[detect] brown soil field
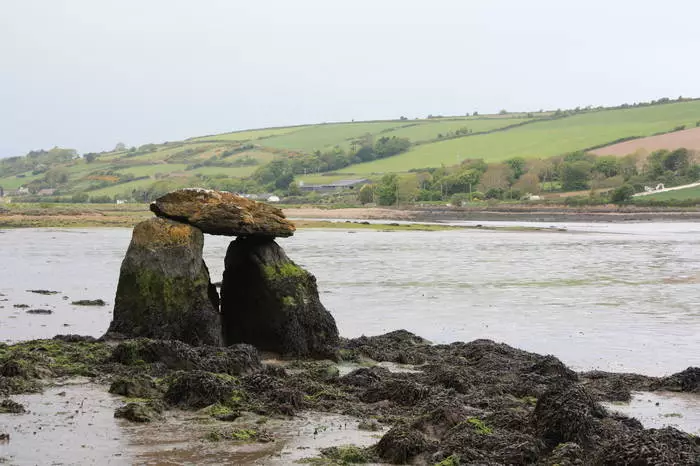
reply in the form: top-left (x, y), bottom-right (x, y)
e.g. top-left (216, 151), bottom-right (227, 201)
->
top-left (592, 127), bottom-right (700, 156)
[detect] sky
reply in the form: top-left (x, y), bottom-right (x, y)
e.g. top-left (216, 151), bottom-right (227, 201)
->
top-left (1, 0), bottom-right (698, 158)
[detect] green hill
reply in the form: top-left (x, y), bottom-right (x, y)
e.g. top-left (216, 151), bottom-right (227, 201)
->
top-left (337, 100), bottom-right (700, 174)
top-left (1, 98), bottom-right (699, 202)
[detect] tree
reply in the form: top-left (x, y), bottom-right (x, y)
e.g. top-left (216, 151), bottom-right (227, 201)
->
top-left (560, 161), bottom-right (592, 190)
top-left (593, 156), bottom-right (621, 178)
top-left (513, 173), bottom-right (541, 194)
top-left (377, 174), bottom-right (398, 206)
top-left (479, 164), bottom-right (510, 192)
top-left (610, 184), bottom-right (635, 203)
top-left (274, 173), bottom-right (294, 190)
top-left (114, 142), bottom-right (126, 152)
top-left (358, 184), bottom-right (374, 204)
top-left (84, 153), bottom-right (98, 163)
top-left (505, 157), bottom-right (526, 180)
top-left (43, 168), bottom-right (69, 186)
top-left (442, 169), bottom-right (480, 196)
top-left (71, 192), bottom-right (89, 203)
top-left (374, 136), bottom-right (411, 159)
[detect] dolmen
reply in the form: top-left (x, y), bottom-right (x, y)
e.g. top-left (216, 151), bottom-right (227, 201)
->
top-left (106, 188), bottom-right (339, 359)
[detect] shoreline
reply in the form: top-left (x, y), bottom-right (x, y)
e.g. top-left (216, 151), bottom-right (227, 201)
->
top-left (2, 204), bottom-right (700, 229)
top-left (0, 332), bottom-right (697, 465)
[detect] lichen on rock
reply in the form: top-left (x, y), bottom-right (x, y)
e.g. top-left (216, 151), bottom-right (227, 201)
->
top-left (106, 218), bottom-right (222, 346)
top-left (220, 236), bottom-right (339, 359)
top-left (150, 188), bottom-right (295, 237)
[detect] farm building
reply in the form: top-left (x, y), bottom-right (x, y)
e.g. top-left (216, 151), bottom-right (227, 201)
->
top-left (299, 179), bottom-right (369, 192)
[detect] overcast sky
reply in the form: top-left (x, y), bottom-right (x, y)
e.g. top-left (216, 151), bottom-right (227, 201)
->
top-left (1, 0), bottom-right (698, 158)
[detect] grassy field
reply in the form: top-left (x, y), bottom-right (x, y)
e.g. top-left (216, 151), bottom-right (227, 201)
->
top-left (188, 166), bottom-right (260, 177)
top-left (84, 177), bottom-right (189, 197)
top-left (3, 99), bottom-right (699, 199)
top-left (335, 101), bottom-right (700, 174)
top-left (258, 121), bottom-right (411, 152)
top-left (188, 126), bottom-right (308, 142)
top-left (635, 185), bottom-right (700, 201)
top-left (114, 164), bottom-right (188, 176)
top-left (0, 172), bottom-right (44, 189)
top-left (382, 117), bottom-right (531, 143)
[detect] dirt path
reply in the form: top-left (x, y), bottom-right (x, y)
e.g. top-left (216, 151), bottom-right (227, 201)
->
top-left (633, 181), bottom-right (700, 197)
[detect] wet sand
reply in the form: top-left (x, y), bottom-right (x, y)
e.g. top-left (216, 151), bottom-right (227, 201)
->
top-left (0, 382), bottom-right (386, 465)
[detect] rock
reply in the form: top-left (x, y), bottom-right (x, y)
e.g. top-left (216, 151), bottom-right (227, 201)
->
top-left (532, 384), bottom-right (606, 447)
top-left (164, 370), bottom-right (242, 409)
top-left (657, 366), bottom-right (699, 393)
top-left (114, 400), bottom-right (164, 423)
top-left (375, 424), bottom-right (428, 464)
top-left (26, 290), bottom-right (60, 295)
top-left (220, 237), bottom-right (339, 359)
top-left (71, 299), bottom-right (106, 306)
top-left (106, 218), bottom-right (222, 346)
top-left (52, 335), bottom-right (98, 343)
top-left (362, 379), bottom-right (431, 406)
top-left (110, 339), bottom-right (261, 375)
top-left (26, 309), bottom-right (52, 315)
top-left (0, 399), bottom-right (26, 414)
top-left (109, 375), bottom-right (159, 398)
top-left (595, 427), bottom-right (699, 465)
top-left (150, 188), bottom-right (295, 237)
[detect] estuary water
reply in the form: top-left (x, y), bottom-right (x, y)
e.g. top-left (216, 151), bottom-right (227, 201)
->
top-left (0, 222), bottom-right (699, 376)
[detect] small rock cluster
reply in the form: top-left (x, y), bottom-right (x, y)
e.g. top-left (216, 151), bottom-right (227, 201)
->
top-left (106, 188), bottom-right (339, 358)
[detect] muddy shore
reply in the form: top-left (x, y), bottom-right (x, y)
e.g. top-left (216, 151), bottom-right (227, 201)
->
top-left (0, 332), bottom-right (697, 465)
top-left (285, 205), bottom-right (700, 223)
top-left (2, 203), bottom-right (700, 230)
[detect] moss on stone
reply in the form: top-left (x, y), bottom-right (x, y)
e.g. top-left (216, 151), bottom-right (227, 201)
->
top-left (0, 339), bottom-right (111, 380)
top-left (433, 454), bottom-right (460, 466)
top-left (263, 262), bottom-right (306, 281)
top-left (204, 427), bottom-right (265, 442)
top-left (131, 218), bottom-right (196, 248)
top-left (199, 402), bottom-right (234, 417)
top-left (282, 296), bottom-right (297, 307)
top-left (466, 417), bottom-right (493, 435)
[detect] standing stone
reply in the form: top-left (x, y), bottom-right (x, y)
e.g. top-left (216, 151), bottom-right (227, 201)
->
top-left (150, 188), bottom-right (295, 237)
top-left (107, 218), bottom-right (222, 345)
top-left (221, 237), bottom-right (339, 359)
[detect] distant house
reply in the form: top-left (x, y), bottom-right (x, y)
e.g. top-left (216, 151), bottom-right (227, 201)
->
top-left (240, 193), bottom-right (275, 201)
top-left (116, 199), bottom-right (127, 205)
top-left (299, 179), bottom-right (369, 192)
top-left (37, 188), bottom-right (56, 196)
top-left (14, 187), bottom-right (30, 196)
top-left (267, 195), bottom-right (280, 203)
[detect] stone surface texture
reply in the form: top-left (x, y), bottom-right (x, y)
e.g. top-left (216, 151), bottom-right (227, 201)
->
top-left (107, 217), bottom-right (222, 345)
top-left (220, 236), bottom-right (339, 359)
top-left (150, 188), bottom-right (295, 237)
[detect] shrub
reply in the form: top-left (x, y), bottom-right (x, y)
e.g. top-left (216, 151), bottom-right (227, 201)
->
top-left (610, 184), bottom-right (635, 203)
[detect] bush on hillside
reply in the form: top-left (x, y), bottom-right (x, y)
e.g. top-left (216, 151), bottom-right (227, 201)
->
top-left (610, 184), bottom-right (636, 204)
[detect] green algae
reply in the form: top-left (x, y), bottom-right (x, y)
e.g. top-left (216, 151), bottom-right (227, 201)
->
top-left (204, 427), bottom-right (263, 442)
top-left (466, 417), bottom-right (493, 435)
top-left (433, 454), bottom-right (460, 466)
top-left (263, 262), bottom-right (307, 281)
top-left (0, 339), bottom-right (111, 380)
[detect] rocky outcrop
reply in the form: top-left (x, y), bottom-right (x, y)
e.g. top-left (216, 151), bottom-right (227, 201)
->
top-left (150, 188), bottom-right (295, 237)
top-left (221, 237), bottom-right (339, 359)
top-left (106, 218), bottom-right (222, 345)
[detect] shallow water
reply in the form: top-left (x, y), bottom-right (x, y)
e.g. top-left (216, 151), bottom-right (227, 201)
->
top-left (603, 391), bottom-right (700, 435)
top-left (0, 223), bottom-right (699, 375)
top-left (0, 382), bottom-right (385, 465)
